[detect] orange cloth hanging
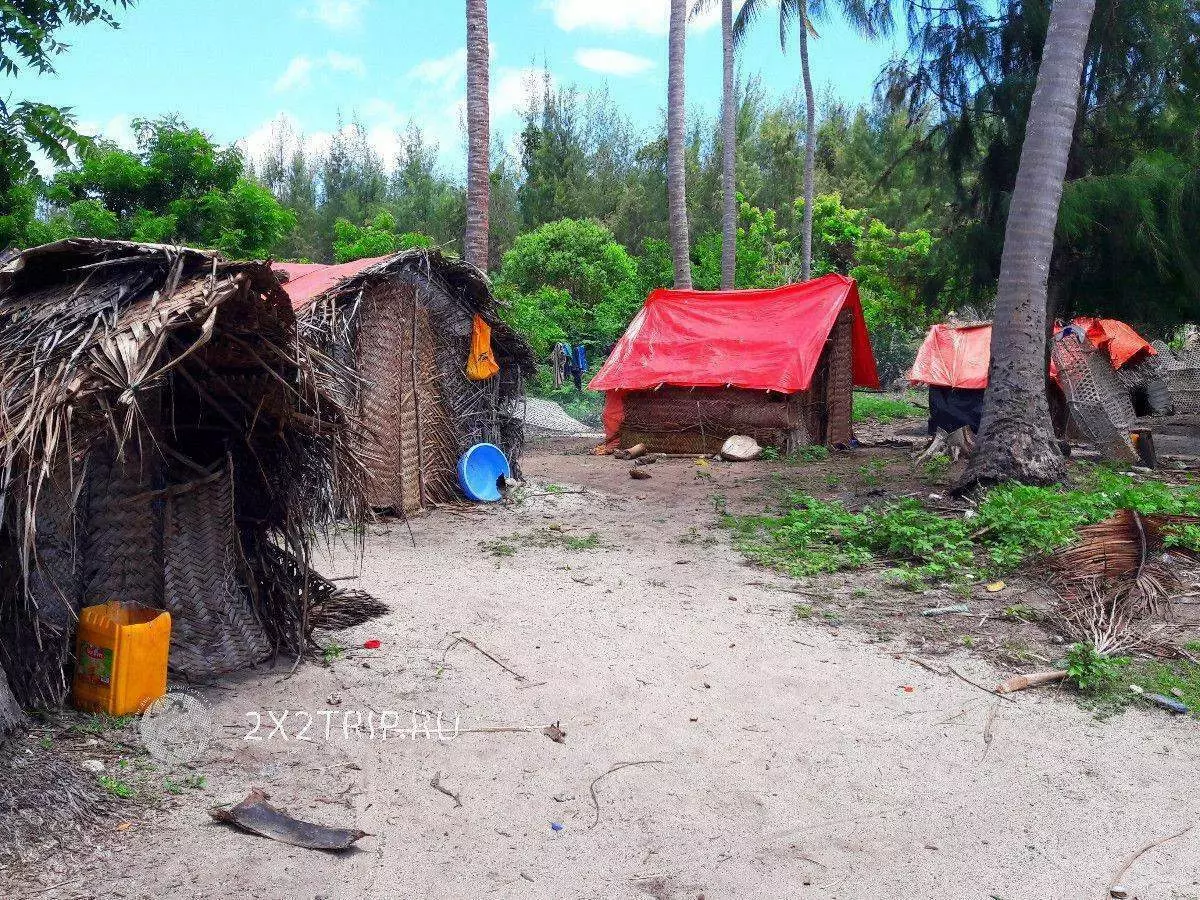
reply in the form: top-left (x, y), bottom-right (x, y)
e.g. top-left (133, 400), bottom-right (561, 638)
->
top-left (466, 314), bottom-right (500, 381)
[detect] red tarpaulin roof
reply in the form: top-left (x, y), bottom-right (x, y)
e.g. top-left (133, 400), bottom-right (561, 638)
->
top-left (1073, 317), bottom-right (1156, 369)
top-left (274, 256), bottom-right (389, 310)
top-left (908, 323), bottom-right (993, 390)
top-left (589, 274), bottom-right (880, 394)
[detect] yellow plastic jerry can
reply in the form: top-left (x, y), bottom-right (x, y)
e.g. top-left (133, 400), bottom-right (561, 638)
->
top-left (73, 601), bottom-right (171, 716)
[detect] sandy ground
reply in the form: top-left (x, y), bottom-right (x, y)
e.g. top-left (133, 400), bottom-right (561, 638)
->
top-left (10, 442), bottom-right (1200, 900)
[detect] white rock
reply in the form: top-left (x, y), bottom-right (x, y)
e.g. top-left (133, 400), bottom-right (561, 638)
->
top-left (81, 759), bottom-right (105, 773)
top-left (720, 435), bottom-right (763, 462)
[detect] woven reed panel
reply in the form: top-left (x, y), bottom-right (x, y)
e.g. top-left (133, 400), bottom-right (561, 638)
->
top-left (396, 287), bottom-right (422, 514)
top-left (83, 448), bottom-right (162, 610)
top-left (29, 474), bottom-right (83, 635)
top-left (1052, 336), bottom-right (1138, 461)
top-left (162, 469), bottom-right (270, 678)
top-left (1151, 341), bottom-right (1200, 416)
top-left (618, 387), bottom-right (803, 453)
top-left (824, 309), bottom-right (855, 446)
top-left (411, 304), bottom-right (461, 507)
top-left (356, 286), bottom-right (406, 509)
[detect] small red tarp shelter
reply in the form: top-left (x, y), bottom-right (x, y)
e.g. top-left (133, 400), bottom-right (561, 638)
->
top-left (907, 323), bottom-right (992, 389)
top-left (908, 318), bottom-right (1155, 389)
top-left (590, 274), bottom-right (880, 447)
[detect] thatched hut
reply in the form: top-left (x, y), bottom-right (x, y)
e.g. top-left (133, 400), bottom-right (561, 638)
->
top-left (278, 249), bottom-right (535, 514)
top-left (590, 275), bottom-right (880, 453)
top-left (0, 239), bottom-right (368, 736)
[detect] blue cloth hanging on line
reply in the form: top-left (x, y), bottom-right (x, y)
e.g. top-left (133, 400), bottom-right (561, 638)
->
top-left (574, 344), bottom-right (587, 373)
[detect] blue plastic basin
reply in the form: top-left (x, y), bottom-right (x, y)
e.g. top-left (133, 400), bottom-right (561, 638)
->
top-left (457, 443), bottom-right (511, 502)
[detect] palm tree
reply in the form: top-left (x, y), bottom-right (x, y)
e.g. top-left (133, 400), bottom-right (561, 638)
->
top-left (667, 0), bottom-right (692, 289)
top-left (961, 0), bottom-right (1097, 487)
top-left (734, 0), bottom-right (891, 282)
top-left (692, 0), bottom-right (738, 289)
top-left (464, 0), bottom-right (489, 270)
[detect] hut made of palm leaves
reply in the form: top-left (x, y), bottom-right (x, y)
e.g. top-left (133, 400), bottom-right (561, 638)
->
top-left (0, 239), bottom-right (369, 736)
top-left (279, 249), bottom-right (536, 514)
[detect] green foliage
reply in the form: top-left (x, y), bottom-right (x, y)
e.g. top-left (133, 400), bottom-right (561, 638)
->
top-left (852, 391), bottom-right (924, 423)
top-left (98, 774), bottom-right (134, 798)
top-left (37, 117), bottom-right (295, 257)
top-left (1065, 643), bottom-right (1130, 694)
top-left (497, 218), bottom-right (640, 346)
top-left (0, 1), bottom-right (130, 188)
top-left (726, 465), bottom-right (1200, 585)
top-left (332, 210), bottom-right (433, 263)
top-left (975, 467), bottom-right (1200, 570)
top-left (725, 493), bottom-right (972, 582)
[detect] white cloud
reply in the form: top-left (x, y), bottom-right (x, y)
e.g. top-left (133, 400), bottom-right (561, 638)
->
top-left (301, 0), bottom-right (368, 31)
top-left (541, 0), bottom-right (719, 34)
top-left (492, 67), bottom-right (543, 118)
top-left (407, 47), bottom-right (469, 93)
top-left (574, 48), bottom-right (654, 76)
top-left (325, 51), bottom-right (365, 76)
top-left (273, 52), bottom-right (365, 93)
top-left (273, 56), bottom-right (314, 92)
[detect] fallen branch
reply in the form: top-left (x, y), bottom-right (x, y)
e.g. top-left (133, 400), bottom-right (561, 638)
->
top-left (1107, 822), bottom-right (1196, 898)
top-left (946, 665), bottom-right (1017, 703)
top-left (996, 670), bottom-right (1068, 694)
top-left (448, 634), bottom-right (526, 682)
top-left (588, 760), bottom-right (664, 829)
top-left (430, 772), bottom-right (462, 808)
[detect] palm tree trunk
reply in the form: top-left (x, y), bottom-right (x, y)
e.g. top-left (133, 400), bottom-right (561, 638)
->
top-left (667, 0), bottom-right (692, 289)
top-left (961, 0), bottom-right (1097, 488)
top-left (720, 0), bottom-right (736, 290)
top-left (464, 0), bottom-right (490, 271)
top-left (798, 9), bottom-right (816, 283)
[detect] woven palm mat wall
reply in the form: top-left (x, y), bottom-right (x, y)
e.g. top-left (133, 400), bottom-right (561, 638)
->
top-left (83, 448), bottom-right (163, 611)
top-left (163, 468), bottom-right (270, 678)
top-left (355, 282), bottom-right (484, 513)
top-left (824, 310), bottom-right (855, 446)
top-left (399, 300), bottom-right (460, 512)
top-left (619, 387), bottom-right (810, 453)
top-left (1052, 335), bottom-right (1138, 462)
top-left (356, 287), bottom-right (406, 509)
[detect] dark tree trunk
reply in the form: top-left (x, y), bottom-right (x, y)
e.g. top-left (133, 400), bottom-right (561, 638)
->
top-left (960, 0), bottom-right (1097, 488)
top-left (668, 0), bottom-right (692, 289)
top-left (464, 0), bottom-right (490, 271)
top-left (797, 4), bottom-right (816, 283)
top-left (720, 0), bottom-right (737, 290)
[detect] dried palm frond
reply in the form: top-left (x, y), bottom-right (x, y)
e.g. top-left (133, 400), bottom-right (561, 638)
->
top-left (1046, 508), bottom-right (1200, 654)
top-left (0, 239), bottom-right (373, 721)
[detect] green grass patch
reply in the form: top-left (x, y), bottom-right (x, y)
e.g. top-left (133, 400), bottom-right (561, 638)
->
top-left (481, 527), bottom-right (603, 557)
top-left (724, 465), bottom-right (1200, 586)
top-left (1067, 643), bottom-right (1200, 717)
top-left (853, 392), bottom-right (924, 424)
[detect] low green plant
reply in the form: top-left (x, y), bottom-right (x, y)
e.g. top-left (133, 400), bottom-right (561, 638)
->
top-left (852, 392), bottom-right (924, 423)
top-left (1065, 643), bottom-right (1130, 694)
top-left (482, 528), bottom-right (602, 557)
top-left (322, 644), bottom-right (344, 664)
top-left (98, 775), bottom-right (134, 799)
top-left (724, 493), bottom-right (973, 583)
top-left (920, 454), bottom-right (951, 480)
top-left (760, 446), bottom-right (781, 461)
top-left (792, 603), bottom-right (814, 619)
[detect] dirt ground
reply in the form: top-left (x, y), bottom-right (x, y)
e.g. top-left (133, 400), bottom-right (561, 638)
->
top-left (6, 437), bottom-right (1200, 900)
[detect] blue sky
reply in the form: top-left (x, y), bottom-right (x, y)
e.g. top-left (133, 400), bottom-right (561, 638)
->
top-left (10, 0), bottom-right (901, 174)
